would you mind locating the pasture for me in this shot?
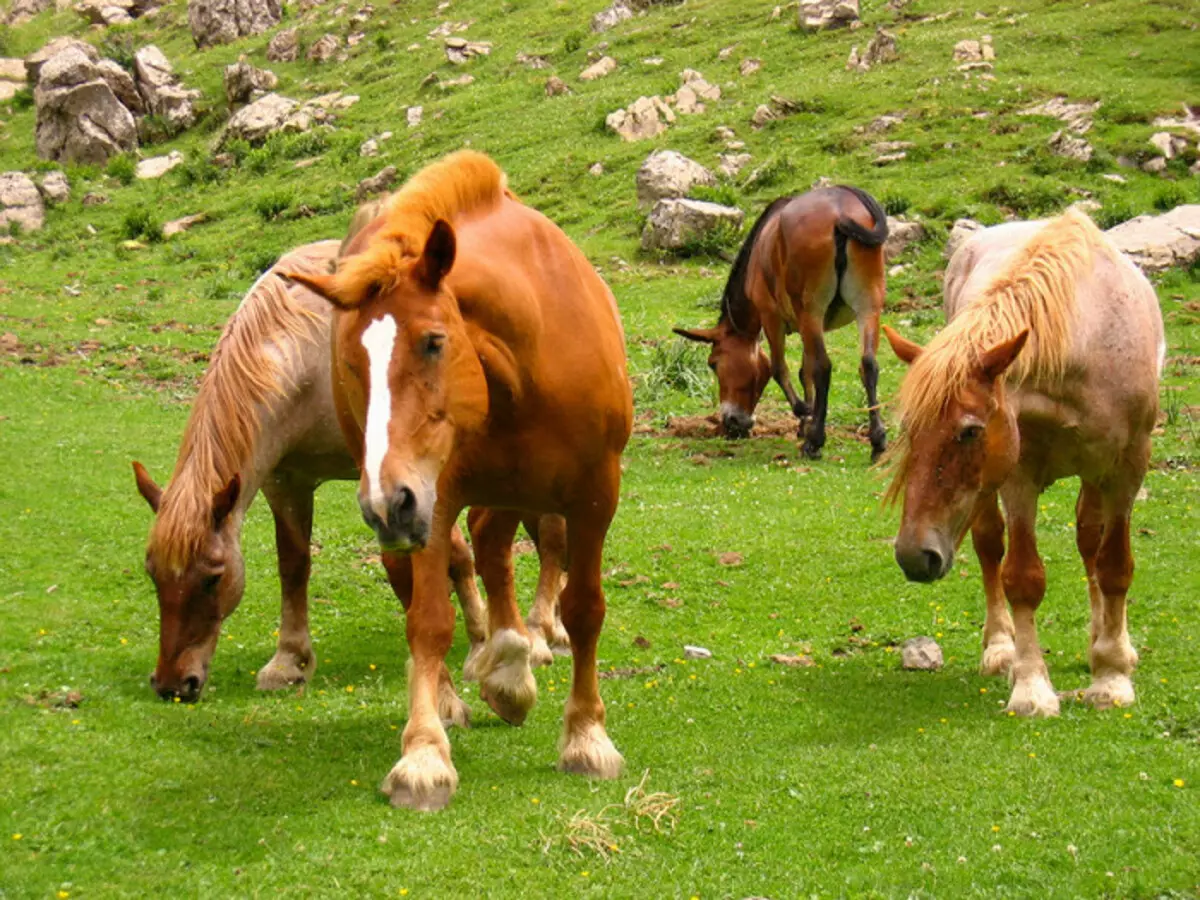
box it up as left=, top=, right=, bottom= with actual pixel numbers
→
left=1, top=0, right=1199, bottom=895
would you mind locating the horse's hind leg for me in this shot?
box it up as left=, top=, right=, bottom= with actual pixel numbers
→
left=856, top=311, right=887, bottom=462
left=558, top=479, right=624, bottom=779
left=798, top=311, right=832, bottom=459
left=845, top=242, right=888, bottom=461
left=524, top=513, right=571, bottom=664
left=1081, top=471, right=1143, bottom=710
left=449, top=521, right=488, bottom=682
left=469, top=508, right=538, bottom=726
left=972, top=492, right=1015, bottom=676
left=257, top=478, right=317, bottom=690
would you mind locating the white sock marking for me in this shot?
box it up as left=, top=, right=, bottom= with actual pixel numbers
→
left=361, top=315, right=397, bottom=515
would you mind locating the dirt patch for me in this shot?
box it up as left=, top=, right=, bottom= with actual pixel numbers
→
left=598, top=664, right=666, bottom=680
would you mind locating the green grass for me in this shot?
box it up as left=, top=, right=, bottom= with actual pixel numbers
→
left=2, top=0, right=1199, bottom=896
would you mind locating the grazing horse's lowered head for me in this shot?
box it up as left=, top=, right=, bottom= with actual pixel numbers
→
left=673, top=323, right=771, bottom=438
left=287, top=219, right=489, bottom=552
left=132, top=463, right=245, bottom=702
left=882, top=325, right=1029, bottom=583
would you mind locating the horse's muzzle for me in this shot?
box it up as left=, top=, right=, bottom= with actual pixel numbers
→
left=151, top=672, right=204, bottom=703
left=720, top=405, right=754, bottom=440
left=360, top=484, right=431, bottom=553
left=894, top=530, right=953, bottom=583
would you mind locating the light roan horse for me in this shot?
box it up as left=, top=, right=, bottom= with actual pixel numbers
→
left=674, top=185, right=889, bottom=459
left=884, top=209, right=1164, bottom=716
left=132, top=240, right=570, bottom=706
left=286, top=150, right=633, bottom=810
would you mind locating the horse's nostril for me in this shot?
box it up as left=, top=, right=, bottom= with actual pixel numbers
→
left=922, top=548, right=944, bottom=578
left=395, top=486, right=415, bottom=512
left=183, top=675, right=201, bottom=696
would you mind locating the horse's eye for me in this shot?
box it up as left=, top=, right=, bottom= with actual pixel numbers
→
left=421, top=333, right=446, bottom=359
left=958, top=423, right=984, bottom=444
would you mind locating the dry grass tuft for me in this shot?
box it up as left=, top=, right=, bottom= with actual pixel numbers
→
left=623, top=770, right=681, bottom=834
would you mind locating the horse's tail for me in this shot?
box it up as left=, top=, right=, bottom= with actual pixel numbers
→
left=720, top=195, right=794, bottom=333
left=834, top=186, right=889, bottom=248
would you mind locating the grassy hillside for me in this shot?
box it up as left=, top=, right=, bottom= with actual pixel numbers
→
left=1, top=0, right=1198, bottom=897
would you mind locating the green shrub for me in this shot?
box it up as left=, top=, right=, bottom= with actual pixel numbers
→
left=10, top=86, right=33, bottom=111
left=1153, top=183, right=1188, bottom=212
left=979, top=181, right=1063, bottom=216
left=174, top=156, right=224, bottom=187
left=105, top=154, right=137, bottom=186
left=272, top=129, right=331, bottom=160
left=222, top=139, right=252, bottom=166
left=677, top=220, right=743, bottom=258
left=741, top=153, right=795, bottom=190
left=880, top=191, right=910, bottom=216
left=121, top=207, right=163, bottom=243
left=562, top=30, right=582, bottom=53
left=99, top=33, right=136, bottom=72
left=245, top=145, right=279, bottom=175
left=637, top=339, right=712, bottom=403
left=1093, top=199, right=1137, bottom=230
left=254, top=190, right=293, bottom=222
left=690, top=184, right=739, bottom=207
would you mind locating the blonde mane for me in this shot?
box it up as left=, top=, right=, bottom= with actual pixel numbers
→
left=330, top=150, right=508, bottom=306
left=886, top=209, right=1108, bottom=500
left=151, top=243, right=332, bottom=569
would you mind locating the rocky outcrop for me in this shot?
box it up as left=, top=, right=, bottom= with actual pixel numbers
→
left=642, top=198, right=743, bottom=251
left=0, top=172, right=45, bottom=233
left=1018, top=97, right=1099, bottom=134
left=134, top=46, right=199, bottom=130
left=188, top=0, right=282, bottom=48
left=25, top=37, right=97, bottom=84
left=224, top=59, right=277, bottom=106
left=606, top=95, right=675, bottom=141
left=636, top=150, right=715, bottom=209
left=671, top=68, right=720, bottom=114
left=307, top=34, right=341, bottom=63
left=218, top=92, right=336, bottom=145
left=356, top=165, right=397, bottom=200
left=1047, top=129, right=1092, bottom=162
left=34, top=46, right=138, bottom=165
left=798, top=0, right=859, bottom=31
left=75, top=0, right=134, bottom=25
left=1106, top=206, right=1200, bottom=273
left=591, top=0, right=632, bottom=32
left=266, top=28, right=299, bottom=62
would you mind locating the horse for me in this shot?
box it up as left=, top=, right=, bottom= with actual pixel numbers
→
left=285, top=150, right=632, bottom=811
left=673, top=185, right=890, bottom=460
left=132, top=240, right=570, bottom=707
left=883, top=209, right=1163, bottom=717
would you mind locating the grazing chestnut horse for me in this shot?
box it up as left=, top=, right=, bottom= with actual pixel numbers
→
left=132, top=241, right=569, bottom=705
left=674, top=186, right=889, bottom=459
left=885, top=209, right=1163, bottom=716
left=287, top=150, right=632, bottom=810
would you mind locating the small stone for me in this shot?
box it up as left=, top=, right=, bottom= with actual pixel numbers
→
left=739, top=58, right=762, bottom=77
left=1047, top=129, right=1093, bottom=162
left=82, top=192, right=108, bottom=206
left=356, top=164, right=398, bottom=200
left=798, top=0, right=860, bottom=31
left=718, top=152, right=751, bottom=178
left=1101, top=173, right=1126, bottom=184
left=606, top=95, right=675, bottom=141
left=135, top=151, right=184, bottom=179
left=545, top=75, right=571, bottom=97
left=359, top=138, right=379, bottom=157
left=884, top=216, right=926, bottom=261
left=580, top=55, right=617, bottom=81
left=751, top=104, right=775, bottom=129
left=901, top=636, right=943, bottom=671
left=683, top=645, right=712, bottom=660
left=769, top=653, right=814, bottom=667
left=588, top=162, right=604, bottom=176
left=515, top=51, right=549, bottom=69
left=38, top=171, right=70, bottom=204
left=162, top=213, right=206, bottom=237
left=945, top=217, right=983, bottom=259
left=1142, top=157, right=1167, bottom=174
left=591, top=0, right=632, bottom=33
left=873, top=152, right=907, bottom=165
left=406, top=105, right=423, bottom=127
left=307, top=34, right=341, bottom=62
left=0, top=172, right=45, bottom=233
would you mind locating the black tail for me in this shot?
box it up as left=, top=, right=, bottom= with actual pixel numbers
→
left=719, top=195, right=794, bottom=334
left=833, top=186, right=888, bottom=247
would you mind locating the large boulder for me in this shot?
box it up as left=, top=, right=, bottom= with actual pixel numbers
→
left=25, top=37, right=98, bottom=84
left=75, top=0, right=135, bottom=25
left=224, top=60, right=277, bottom=106
left=636, top=150, right=715, bottom=209
left=188, top=0, right=282, bottom=48
left=798, top=0, right=859, bottom=30
left=0, top=172, right=45, bottom=233
left=220, top=92, right=309, bottom=145
left=606, top=95, right=675, bottom=141
left=1106, top=206, right=1200, bottom=273
left=642, top=198, right=744, bottom=251
left=134, top=46, right=200, bottom=130
left=96, top=59, right=143, bottom=114
left=34, top=46, right=138, bottom=165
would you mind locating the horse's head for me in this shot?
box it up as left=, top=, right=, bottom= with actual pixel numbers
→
left=287, top=219, right=488, bottom=552
left=674, top=323, right=770, bottom=439
left=883, top=325, right=1028, bottom=583
left=132, top=463, right=245, bottom=702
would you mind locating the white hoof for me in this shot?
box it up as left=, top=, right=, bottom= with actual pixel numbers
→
left=478, top=629, right=537, bottom=726
left=979, top=638, right=1015, bottom=677
left=462, top=641, right=486, bottom=683
left=559, top=722, right=624, bottom=779
left=438, top=680, right=471, bottom=730
left=1006, top=673, right=1061, bottom=717
left=1082, top=673, right=1136, bottom=710
left=529, top=632, right=555, bottom=669
left=256, top=649, right=314, bottom=690
left=548, top=618, right=572, bottom=656
left=380, top=744, right=458, bottom=811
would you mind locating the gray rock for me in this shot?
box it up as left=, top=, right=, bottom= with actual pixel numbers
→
left=135, top=150, right=184, bottom=179
left=266, top=28, right=299, bottom=62
left=683, top=645, right=712, bottom=660
left=751, top=104, right=775, bottom=129
left=1149, top=131, right=1188, bottom=160
left=672, top=68, right=720, bottom=115
left=34, top=47, right=138, bottom=165
left=884, top=216, right=926, bottom=261
left=5, top=0, right=52, bottom=25
left=406, top=105, right=422, bottom=127
left=606, top=95, right=675, bottom=140
left=798, top=0, right=859, bottom=31
left=1018, top=97, right=1099, bottom=134
left=0, top=172, right=45, bottom=233
left=545, top=76, right=571, bottom=97
left=307, top=34, right=341, bottom=62
left=38, top=170, right=70, bottom=204
left=739, top=58, right=762, bottom=77
left=591, top=0, right=632, bottom=32
left=444, top=37, right=491, bottom=65
left=1047, top=129, right=1092, bottom=163
left=95, top=59, right=142, bottom=114
left=188, top=0, right=282, bottom=48
left=636, top=150, right=716, bottom=209
left=1106, top=205, right=1200, bottom=272
left=219, top=91, right=298, bottom=145
left=945, top=218, right=983, bottom=260
left=953, top=37, right=995, bottom=63
left=717, top=152, right=751, bottom=178
left=580, top=55, right=617, bottom=81
left=356, top=164, right=397, bottom=200
left=224, top=60, right=277, bottom=106
left=901, top=636, right=943, bottom=671
left=25, top=38, right=97, bottom=84
left=588, top=162, right=604, bottom=176
left=134, top=46, right=199, bottom=130
left=0, top=58, right=26, bottom=83
left=1142, top=157, right=1167, bottom=174
left=75, top=0, right=134, bottom=25
left=642, top=198, right=744, bottom=251
left=359, top=137, right=379, bottom=157
left=849, top=27, right=899, bottom=71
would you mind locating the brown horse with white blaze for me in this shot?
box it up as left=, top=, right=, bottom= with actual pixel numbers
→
left=884, top=209, right=1164, bottom=716
left=286, top=150, right=633, bottom=810
left=674, top=186, right=889, bottom=459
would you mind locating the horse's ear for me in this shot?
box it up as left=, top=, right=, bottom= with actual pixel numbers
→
left=416, top=220, right=456, bottom=291
left=132, top=461, right=161, bottom=512
left=673, top=326, right=719, bottom=344
left=883, top=326, right=923, bottom=366
left=978, top=329, right=1029, bottom=381
left=211, top=475, right=241, bottom=529
left=281, top=270, right=358, bottom=310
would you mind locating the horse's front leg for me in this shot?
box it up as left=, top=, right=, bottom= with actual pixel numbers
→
left=971, top=492, right=1015, bottom=677
left=257, top=478, right=316, bottom=690
left=524, top=513, right=571, bottom=662
left=798, top=312, right=832, bottom=459
left=760, top=309, right=805, bottom=418
left=379, top=533, right=460, bottom=811
left=1000, top=479, right=1058, bottom=717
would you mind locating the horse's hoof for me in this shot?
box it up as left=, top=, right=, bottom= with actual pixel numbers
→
left=479, top=629, right=537, bottom=725
left=870, top=443, right=887, bottom=464
left=1082, top=674, right=1136, bottom=711
left=979, top=640, right=1015, bottom=677
left=529, top=632, right=555, bottom=669
left=461, top=642, right=486, bottom=683
left=1005, top=674, right=1061, bottom=717
left=801, top=440, right=823, bottom=460
left=559, top=722, right=624, bottom=779
left=256, top=651, right=313, bottom=690
left=380, top=745, right=458, bottom=811
left=437, top=683, right=472, bottom=730
left=792, top=401, right=810, bottom=419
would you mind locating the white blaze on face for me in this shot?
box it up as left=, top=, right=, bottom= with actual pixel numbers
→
left=361, top=314, right=398, bottom=517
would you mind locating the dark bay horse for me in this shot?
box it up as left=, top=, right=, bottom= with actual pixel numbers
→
left=132, top=241, right=568, bottom=708
left=675, top=186, right=889, bottom=459
left=884, top=210, right=1163, bottom=716
left=287, top=150, right=632, bottom=810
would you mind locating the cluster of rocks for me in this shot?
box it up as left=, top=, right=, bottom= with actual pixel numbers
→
left=4, top=0, right=53, bottom=26
left=846, top=28, right=898, bottom=72
left=0, top=170, right=70, bottom=234
left=73, top=0, right=165, bottom=27
left=30, top=39, right=198, bottom=165
left=224, top=59, right=277, bottom=108
left=220, top=90, right=357, bottom=146
left=633, top=149, right=744, bottom=253
left=1107, top=206, right=1200, bottom=273
left=444, top=37, right=491, bottom=64
left=605, top=69, right=721, bottom=141
left=189, top=0, right=281, bottom=48
left=799, top=0, right=860, bottom=31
